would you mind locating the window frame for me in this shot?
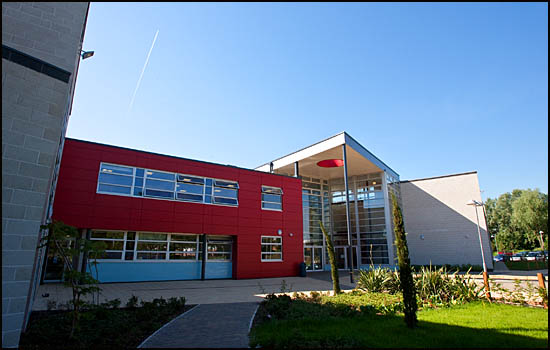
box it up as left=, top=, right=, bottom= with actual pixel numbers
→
left=96, top=162, right=240, bottom=208
left=88, top=231, right=235, bottom=263
left=261, top=235, right=283, bottom=262
left=212, top=178, right=239, bottom=206
left=96, top=163, right=135, bottom=196
left=261, top=186, right=283, bottom=211
left=89, top=230, right=128, bottom=261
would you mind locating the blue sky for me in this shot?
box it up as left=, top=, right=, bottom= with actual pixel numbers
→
left=68, top=2, right=548, bottom=200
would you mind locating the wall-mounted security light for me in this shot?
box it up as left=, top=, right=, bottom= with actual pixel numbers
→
left=289, top=233, right=294, bottom=237
left=277, top=229, right=282, bottom=235
left=420, top=234, right=424, bottom=240
left=80, top=50, right=94, bottom=60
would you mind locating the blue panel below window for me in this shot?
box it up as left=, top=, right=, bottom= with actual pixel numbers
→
left=87, top=262, right=201, bottom=282
left=87, top=261, right=232, bottom=282
left=205, top=262, right=232, bottom=279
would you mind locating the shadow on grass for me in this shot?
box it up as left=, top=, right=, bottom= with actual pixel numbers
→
left=250, top=299, right=548, bottom=349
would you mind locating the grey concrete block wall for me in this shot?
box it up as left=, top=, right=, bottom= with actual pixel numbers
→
left=400, top=172, right=494, bottom=269
left=2, top=2, right=89, bottom=348
left=2, top=2, right=89, bottom=72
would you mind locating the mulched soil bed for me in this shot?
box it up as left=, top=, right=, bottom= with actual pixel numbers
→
left=19, top=304, right=195, bottom=349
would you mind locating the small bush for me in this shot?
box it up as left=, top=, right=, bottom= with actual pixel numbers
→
left=357, top=266, right=390, bottom=293
left=126, top=295, right=139, bottom=308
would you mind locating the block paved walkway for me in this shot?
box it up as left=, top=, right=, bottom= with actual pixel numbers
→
left=139, top=302, right=260, bottom=348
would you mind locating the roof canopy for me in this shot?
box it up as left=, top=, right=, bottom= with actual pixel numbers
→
left=255, top=132, right=399, bottom=180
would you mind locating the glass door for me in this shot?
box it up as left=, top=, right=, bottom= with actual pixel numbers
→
left=334, top=246, right=357, bottom=270
left=304, top=246, right=324, bottom=271
left=313, top=247, right=323, bottom=270
left=335, top=247, right=346, bottom=269
left=304, top=247, right=313, bottom=271
left=42, top=239, right=73, bottom=282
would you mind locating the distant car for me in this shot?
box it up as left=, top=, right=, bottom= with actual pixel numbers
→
left=510, top=252, right=529, bottom=262
left=493, top=254, right=505, bottom=262
left=525, top=252, right=540, bottom=261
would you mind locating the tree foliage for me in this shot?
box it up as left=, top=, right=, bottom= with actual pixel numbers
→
left=39, top=221, right=105, bottom=338
left=485, top=189, right=548, bottom=251
left=391, top=193, right=417, bottom=328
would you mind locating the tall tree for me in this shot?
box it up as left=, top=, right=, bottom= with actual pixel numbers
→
left=511, top=189, right=548, bottom=250
left=391, top=193, right=417, bottom=328
left=485, top=189, right=548, bottom=251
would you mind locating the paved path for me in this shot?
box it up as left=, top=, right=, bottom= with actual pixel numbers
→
left=34, top=272, right=355, bottom=311
left=139, top=302, right=259, bottom=348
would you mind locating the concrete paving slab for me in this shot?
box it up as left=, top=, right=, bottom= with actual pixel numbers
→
left=33, top=272, right=356, bottom=311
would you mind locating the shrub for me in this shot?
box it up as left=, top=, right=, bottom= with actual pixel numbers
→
left=126, top=295, right=139, bottom=308
left=414, top=265, right=482, bottom=306
left=357, top=266, right=391, bottom=293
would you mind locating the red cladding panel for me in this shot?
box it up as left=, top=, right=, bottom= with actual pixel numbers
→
left=53, top=139, right=303, bottom=280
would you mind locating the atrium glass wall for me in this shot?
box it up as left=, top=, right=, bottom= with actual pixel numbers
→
left=329, top=172, right=389, bottom=267
left=302, top=177, right=330, bottom=271
left=301, top=171, right=396, bottom=271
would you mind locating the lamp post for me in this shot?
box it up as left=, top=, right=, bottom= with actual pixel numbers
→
left=467, top=200, right=487, bottom=273
left=467, top=199, right=491, bottom=300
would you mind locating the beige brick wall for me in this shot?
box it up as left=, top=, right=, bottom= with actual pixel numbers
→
left=400, top=172, right=493, bottom=270
left=2, top=3, right=88, bottom=348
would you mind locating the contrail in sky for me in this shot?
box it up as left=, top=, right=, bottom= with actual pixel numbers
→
left=128, top=29, right=159, bottom=113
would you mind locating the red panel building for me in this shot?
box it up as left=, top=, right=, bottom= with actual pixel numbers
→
left=49, top=138, right=303, bottom=282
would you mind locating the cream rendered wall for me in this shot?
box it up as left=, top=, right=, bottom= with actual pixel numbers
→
left=400, top=172, right=494, bottom=269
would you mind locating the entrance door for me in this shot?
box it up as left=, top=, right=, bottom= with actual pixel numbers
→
left=43, top=239, right=73, bottom=282
left=334, top=246, right=358, bottom=270
left=304, top=246, right=324, bottom=271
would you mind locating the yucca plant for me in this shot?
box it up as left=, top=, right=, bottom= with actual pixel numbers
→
left=357, top=266, right=390, bottom=293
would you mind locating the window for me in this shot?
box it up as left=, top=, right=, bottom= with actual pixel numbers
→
left=169, top=234, right=199, bottom=260
left=90, top=230, right=126, bottom=260
left=176, top=175, right=204, bottom=202
left=136, top=232, right=168, bottom=260
left=96, top=163, right=239, bottom=207
left=261, top=236, right=282, bottom=261
left=261, top=186, right=282, bottom=210
left=199, top=236, right=232, bottom=261
left=144, top=170, right=175, bottom=199
left=213, top=179, right=238, bottom=206
left=88, top=231, right=233, bottom=262
left=97, top=164, right=133, bottom=195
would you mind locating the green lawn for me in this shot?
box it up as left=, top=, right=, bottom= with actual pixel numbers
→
left=505, top=260, right=548, bottom=270
left=250, top=301, right=548, bottom=348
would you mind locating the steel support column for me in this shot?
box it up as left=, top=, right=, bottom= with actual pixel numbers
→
left=201, top=234, right=207, bottom=280
left=342, top=144, right=354, bottom=283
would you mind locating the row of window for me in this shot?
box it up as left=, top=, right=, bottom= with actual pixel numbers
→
left=97, top=163, right=283, bottom=210
left=89, top=231, right=232, bottom=261
left=88, top=230, right=283, bottom=262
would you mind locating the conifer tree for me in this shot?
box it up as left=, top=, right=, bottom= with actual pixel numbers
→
left=392, top=192, right=417, bottom=328
left=320, top=222, right=342, bottom=294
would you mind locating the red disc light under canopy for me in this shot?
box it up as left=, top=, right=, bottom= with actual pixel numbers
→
left=317, top=159, right=344, bottom=168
